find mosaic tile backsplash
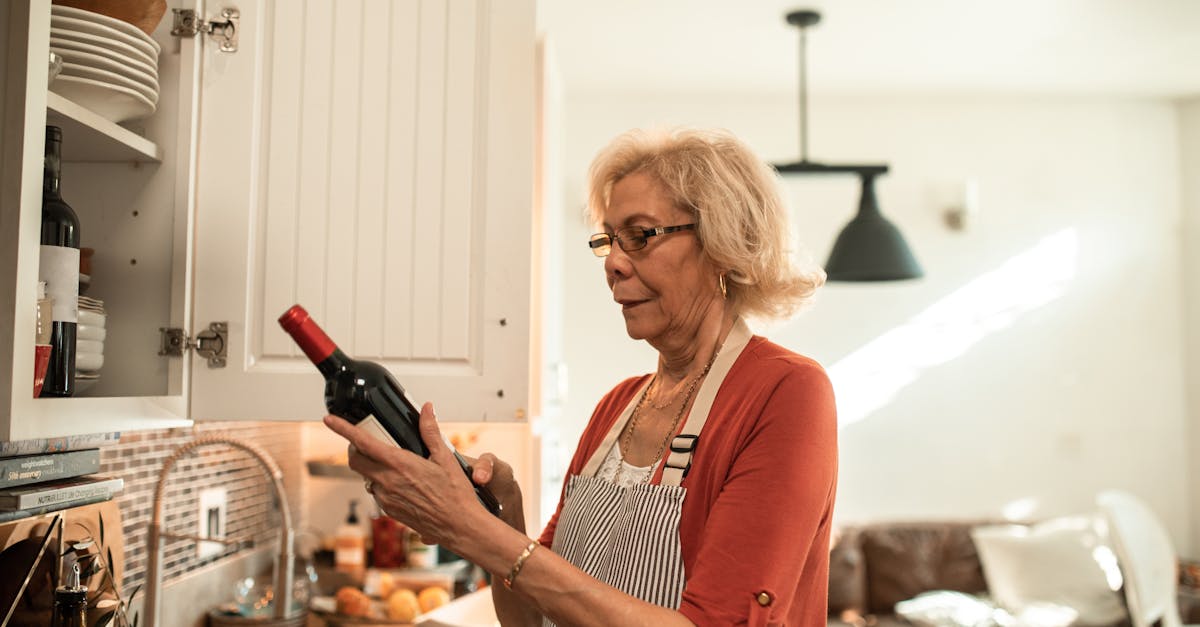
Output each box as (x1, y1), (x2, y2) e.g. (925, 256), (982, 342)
(98, 421), (306, 594)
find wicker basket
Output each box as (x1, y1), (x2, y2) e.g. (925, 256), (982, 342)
(51, 0), (167, 36)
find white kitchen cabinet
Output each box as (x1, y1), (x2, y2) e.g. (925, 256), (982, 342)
(0, 0), (536, 441)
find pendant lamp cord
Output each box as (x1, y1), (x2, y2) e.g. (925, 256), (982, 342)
(798, 24), (809, 163)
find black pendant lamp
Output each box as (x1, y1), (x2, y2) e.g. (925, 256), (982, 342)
(773, 10), (923, 281)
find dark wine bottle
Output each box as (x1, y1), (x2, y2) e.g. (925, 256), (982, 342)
(278, 304), (502, 516)
(39, 126), (80, 397)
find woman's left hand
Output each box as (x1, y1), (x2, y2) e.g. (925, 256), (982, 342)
(323, 402), (483, 545)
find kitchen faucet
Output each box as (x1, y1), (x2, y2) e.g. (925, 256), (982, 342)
(143, 434), (298, 626)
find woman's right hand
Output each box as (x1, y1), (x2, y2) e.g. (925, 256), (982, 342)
(469, 452), (525, 531)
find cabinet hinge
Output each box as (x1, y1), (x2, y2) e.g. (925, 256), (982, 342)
(170, 7), (240, 52)
(159, 323), (228, 368)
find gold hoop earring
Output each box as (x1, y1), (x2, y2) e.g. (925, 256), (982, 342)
(719, 273), (727, 299)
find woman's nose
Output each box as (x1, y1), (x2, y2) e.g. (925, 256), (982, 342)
(604, 242), (632, 279)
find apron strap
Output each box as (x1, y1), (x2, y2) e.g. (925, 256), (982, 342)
(579, 318), (755, 485)
(660, 318), (753, 487)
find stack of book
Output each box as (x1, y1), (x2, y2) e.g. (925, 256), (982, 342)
(0, 446), (122, 523)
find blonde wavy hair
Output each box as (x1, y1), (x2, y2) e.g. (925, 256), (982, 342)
(587, 127), (825, 321)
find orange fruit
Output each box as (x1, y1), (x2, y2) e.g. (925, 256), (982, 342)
(334, 586), (371, 618)
(377, 572), (397, 599)
(418, 586), (451, 613)
(386, 588), (420, 622)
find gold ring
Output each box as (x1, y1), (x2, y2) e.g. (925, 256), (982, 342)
(364, 479), (373, 493)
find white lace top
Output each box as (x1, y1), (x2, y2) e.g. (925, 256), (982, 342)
(595, 443), (657, 487)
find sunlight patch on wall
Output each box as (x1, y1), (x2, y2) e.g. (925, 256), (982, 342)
(830, 229), (1079, 428)
(1002, 497), (1041, 521)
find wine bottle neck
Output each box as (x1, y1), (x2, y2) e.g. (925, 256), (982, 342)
(317, 349), (350, 377)
(44, 136), (62, 198)
(279, 305), (343, 367)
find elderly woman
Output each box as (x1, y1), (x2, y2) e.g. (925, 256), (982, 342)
(325, 128), (837, 626)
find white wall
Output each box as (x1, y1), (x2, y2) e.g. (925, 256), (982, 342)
(550, 91), (1195, 556)
(1180, 96), (1200, 558)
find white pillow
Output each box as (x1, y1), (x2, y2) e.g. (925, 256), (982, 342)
(895, 591), (1080, 627)
(895, 590), (1002, 627)
(971, 516), (1127, 626)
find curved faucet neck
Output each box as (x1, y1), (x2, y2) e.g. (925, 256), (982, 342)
(144, 435), (297, 627)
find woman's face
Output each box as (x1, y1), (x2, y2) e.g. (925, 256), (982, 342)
(602, 172), (721, 345)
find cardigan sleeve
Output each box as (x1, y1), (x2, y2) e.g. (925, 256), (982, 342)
(678, 360), (838, 626)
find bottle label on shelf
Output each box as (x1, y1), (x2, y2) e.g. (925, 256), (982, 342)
(335, 543), (365, 568)
(38, 245), (79, 323)
(359, 414), (401, 449)
(406, 532), (437, 569)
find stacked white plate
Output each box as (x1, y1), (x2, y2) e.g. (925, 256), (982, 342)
(48, 5), (160, 123)
(76, 295), (106, 393)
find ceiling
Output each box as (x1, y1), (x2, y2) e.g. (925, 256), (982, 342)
(536, 0), (1200, 98)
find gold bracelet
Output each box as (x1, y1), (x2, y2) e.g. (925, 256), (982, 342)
(503, 541), (539, 589)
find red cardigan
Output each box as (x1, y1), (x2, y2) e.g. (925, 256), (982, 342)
(539, 335), (838, 626)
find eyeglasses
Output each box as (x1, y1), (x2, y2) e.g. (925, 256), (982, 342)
(587, 224), (696, 257)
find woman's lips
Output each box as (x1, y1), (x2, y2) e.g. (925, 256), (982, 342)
(618, 299), (647, 310)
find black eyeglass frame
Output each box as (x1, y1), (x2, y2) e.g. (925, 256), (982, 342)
(587, 223), (697, 257)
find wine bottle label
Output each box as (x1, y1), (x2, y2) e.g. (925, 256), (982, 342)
(335, 545), (364, 566)
(359, 414), (402, 449)
(38, 245), (79, 323)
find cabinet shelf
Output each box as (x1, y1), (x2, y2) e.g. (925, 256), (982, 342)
(46, 92), (161, 163)
(306, 459), (359, 480)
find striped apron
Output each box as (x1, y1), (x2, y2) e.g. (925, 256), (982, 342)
(547, 320), (753, 620)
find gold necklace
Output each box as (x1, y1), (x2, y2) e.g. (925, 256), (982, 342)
(622, 346), (720, 469)
(643, 370), (705, 410)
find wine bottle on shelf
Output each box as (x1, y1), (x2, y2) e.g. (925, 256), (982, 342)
(39, 126), (80, 397)
(278, 304), (502, 517)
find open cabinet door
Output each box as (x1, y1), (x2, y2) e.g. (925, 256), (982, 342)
(189, 0), (536, 422)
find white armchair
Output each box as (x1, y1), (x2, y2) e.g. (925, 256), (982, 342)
(1096, 490), (1198, 627)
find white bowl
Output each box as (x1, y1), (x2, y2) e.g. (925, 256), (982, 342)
(77, 339), (104, 354)
(50, 14), (158, 60)
(60, 61), (157, 103)
(54, 45), (157, 87)
(49, 51), (63, 86)
(77, 323), (107, 341)
(74, 373), (100, 394)
(76, 351), (104, 372)
(51, 38), (157, 78)
(49, 74), (155, 123)
(49, 26), (155, 68)
(51, 5), (161, 54)
(78, 309), (107, 328)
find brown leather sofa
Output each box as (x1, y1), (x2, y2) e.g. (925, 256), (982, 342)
(827, 522), (992, 627)
(826, 521), (1199, 627)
